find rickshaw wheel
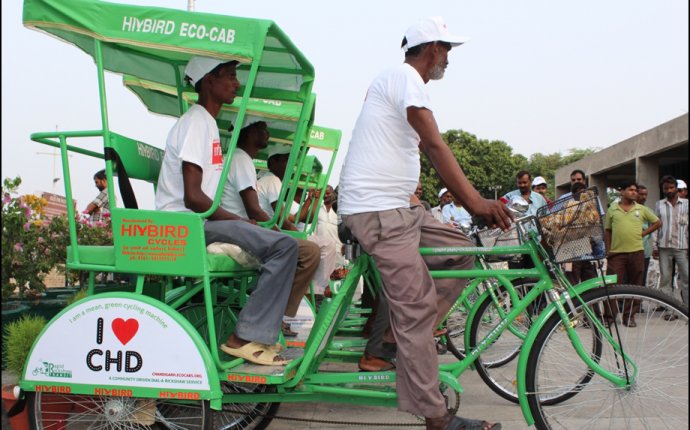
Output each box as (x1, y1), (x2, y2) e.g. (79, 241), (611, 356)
(179, 303), (236, 348)
(27, 391), (211, 429)
(213, 382), (280, 430)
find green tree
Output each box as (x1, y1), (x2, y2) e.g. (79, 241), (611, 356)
(419, 130), (524, 203)
(526, 148), (599, 200)
(418, 133), (600, 205)
(561, 148), (598, 166)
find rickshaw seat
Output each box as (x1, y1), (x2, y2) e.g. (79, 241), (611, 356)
(67, 245), (252, 274)
(207, 254), (254, 272)
(67, 245), (116, 266)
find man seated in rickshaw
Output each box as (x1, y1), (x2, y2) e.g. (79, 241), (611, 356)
(219, 120), (320, 334)
(155, 56), (298, 366)
(256, 144), (338, 308)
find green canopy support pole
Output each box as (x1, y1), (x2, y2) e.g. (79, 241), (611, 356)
(173, 62), (189, 116)
(203, 46), (266, 219)
(93, 40), (116, 208)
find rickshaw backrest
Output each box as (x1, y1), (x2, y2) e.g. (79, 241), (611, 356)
(103, 135), (213, 277)
(105, 133), (165, 209)
(110, 208), (208, 277)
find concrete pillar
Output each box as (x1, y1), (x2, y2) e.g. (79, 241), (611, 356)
(589, 174), (609, 211)
(636, 156), (660, 206)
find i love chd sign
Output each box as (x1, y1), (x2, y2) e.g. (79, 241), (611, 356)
(24, 295), (210, 391)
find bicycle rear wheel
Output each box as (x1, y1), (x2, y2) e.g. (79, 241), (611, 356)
(179, 304), (280, 430)
(27, 391), (210, 429)
(468, 282), (546, 403)
(213, 382), (280, 430)
(525, 285), (689, 429)
(445, 281), (485, 360)
(470, 281), (603, 405)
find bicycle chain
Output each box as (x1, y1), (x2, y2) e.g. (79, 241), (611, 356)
(221, 407), (426, 427)
(220, 388), (459, 427)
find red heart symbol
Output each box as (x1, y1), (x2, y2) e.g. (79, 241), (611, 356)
(111, 318), (139, 345)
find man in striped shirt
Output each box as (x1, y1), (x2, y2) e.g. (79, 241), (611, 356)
(653, 175), (689, 309)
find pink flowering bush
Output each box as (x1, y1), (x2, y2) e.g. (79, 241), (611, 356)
(2, 177), (63, 299)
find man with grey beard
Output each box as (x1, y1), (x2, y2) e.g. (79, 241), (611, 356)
(338, 16), (509, 430)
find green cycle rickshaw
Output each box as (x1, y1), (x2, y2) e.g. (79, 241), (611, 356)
(19, 1), (689, 429)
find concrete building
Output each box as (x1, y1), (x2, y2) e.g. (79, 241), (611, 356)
(555, 113), (689, 205)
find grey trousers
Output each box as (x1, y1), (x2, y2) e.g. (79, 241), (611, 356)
(659, 248), (689, 305)
(204, 220), (299, 345)
(343, 206), (474, 418)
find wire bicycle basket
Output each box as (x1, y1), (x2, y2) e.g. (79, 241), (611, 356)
(476, 219), (535, 262)
(536, 186), (605, 263)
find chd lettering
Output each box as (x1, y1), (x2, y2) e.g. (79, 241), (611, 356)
(87, 318), (143, 373)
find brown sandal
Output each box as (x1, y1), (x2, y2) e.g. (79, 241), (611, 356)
(358, 353), (395, 372)
(281, 321), (298, 337)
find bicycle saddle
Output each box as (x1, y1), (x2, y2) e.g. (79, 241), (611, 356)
(338, 224), (358, 244)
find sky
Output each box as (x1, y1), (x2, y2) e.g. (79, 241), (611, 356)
(2, 0), (688, 210)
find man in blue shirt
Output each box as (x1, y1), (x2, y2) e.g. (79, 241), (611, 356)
(503, 171), (546, 275)
(502, 170), (547, 217)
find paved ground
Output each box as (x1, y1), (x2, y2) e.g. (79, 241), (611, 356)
(2, 366), (530, 430)
(260, 369), (530, 430)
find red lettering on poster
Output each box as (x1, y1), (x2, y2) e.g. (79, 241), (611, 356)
(212, 140), (223, 165)
(227, 374), (267, 384)
(159, 391), (201, 399)
(36, 385), (71, 393)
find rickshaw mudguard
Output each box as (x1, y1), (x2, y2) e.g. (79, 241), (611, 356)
(19, 292), (223, 410)
(516, 274), (617, 425)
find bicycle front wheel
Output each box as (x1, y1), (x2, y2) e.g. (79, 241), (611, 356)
(525, 284), (689, 429)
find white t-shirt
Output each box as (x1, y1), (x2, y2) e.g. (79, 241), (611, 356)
(155, 104), (224, 212)
(220, 148), (256, 219)
(338, 63), (432, 215)
(318, 204), (342, 250)
(257, 172), (308, 230)
(257, 171), (282, 217)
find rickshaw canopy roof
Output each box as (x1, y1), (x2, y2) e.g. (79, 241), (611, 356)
(23, 0), (315, 102)
(121, 76), (339, 153)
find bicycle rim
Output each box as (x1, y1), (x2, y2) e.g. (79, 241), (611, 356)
(445, 286), (484, 360)
(27, 391), (210, 429)
(468, 286), (530, 403)
(213, 382), (280, 430)
(525, 285), (689, 429)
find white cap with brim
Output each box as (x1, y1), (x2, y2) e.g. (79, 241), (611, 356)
(185, 56), (237, 86)
(532, 176), (547, 187)
(267, 143), (292, 159)
(677, 179), (687, 190)
(402, 16), (469, 52)
(438, 187), (449, 200)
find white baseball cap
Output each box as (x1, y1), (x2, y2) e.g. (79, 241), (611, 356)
(438, 187), (449, 199)
(532, 176), (547, 187)
(677, 179), (687, 190)
(402, 16), (469, 52)
(266, 143), (292, 159)
(185, 56), (237, 86)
